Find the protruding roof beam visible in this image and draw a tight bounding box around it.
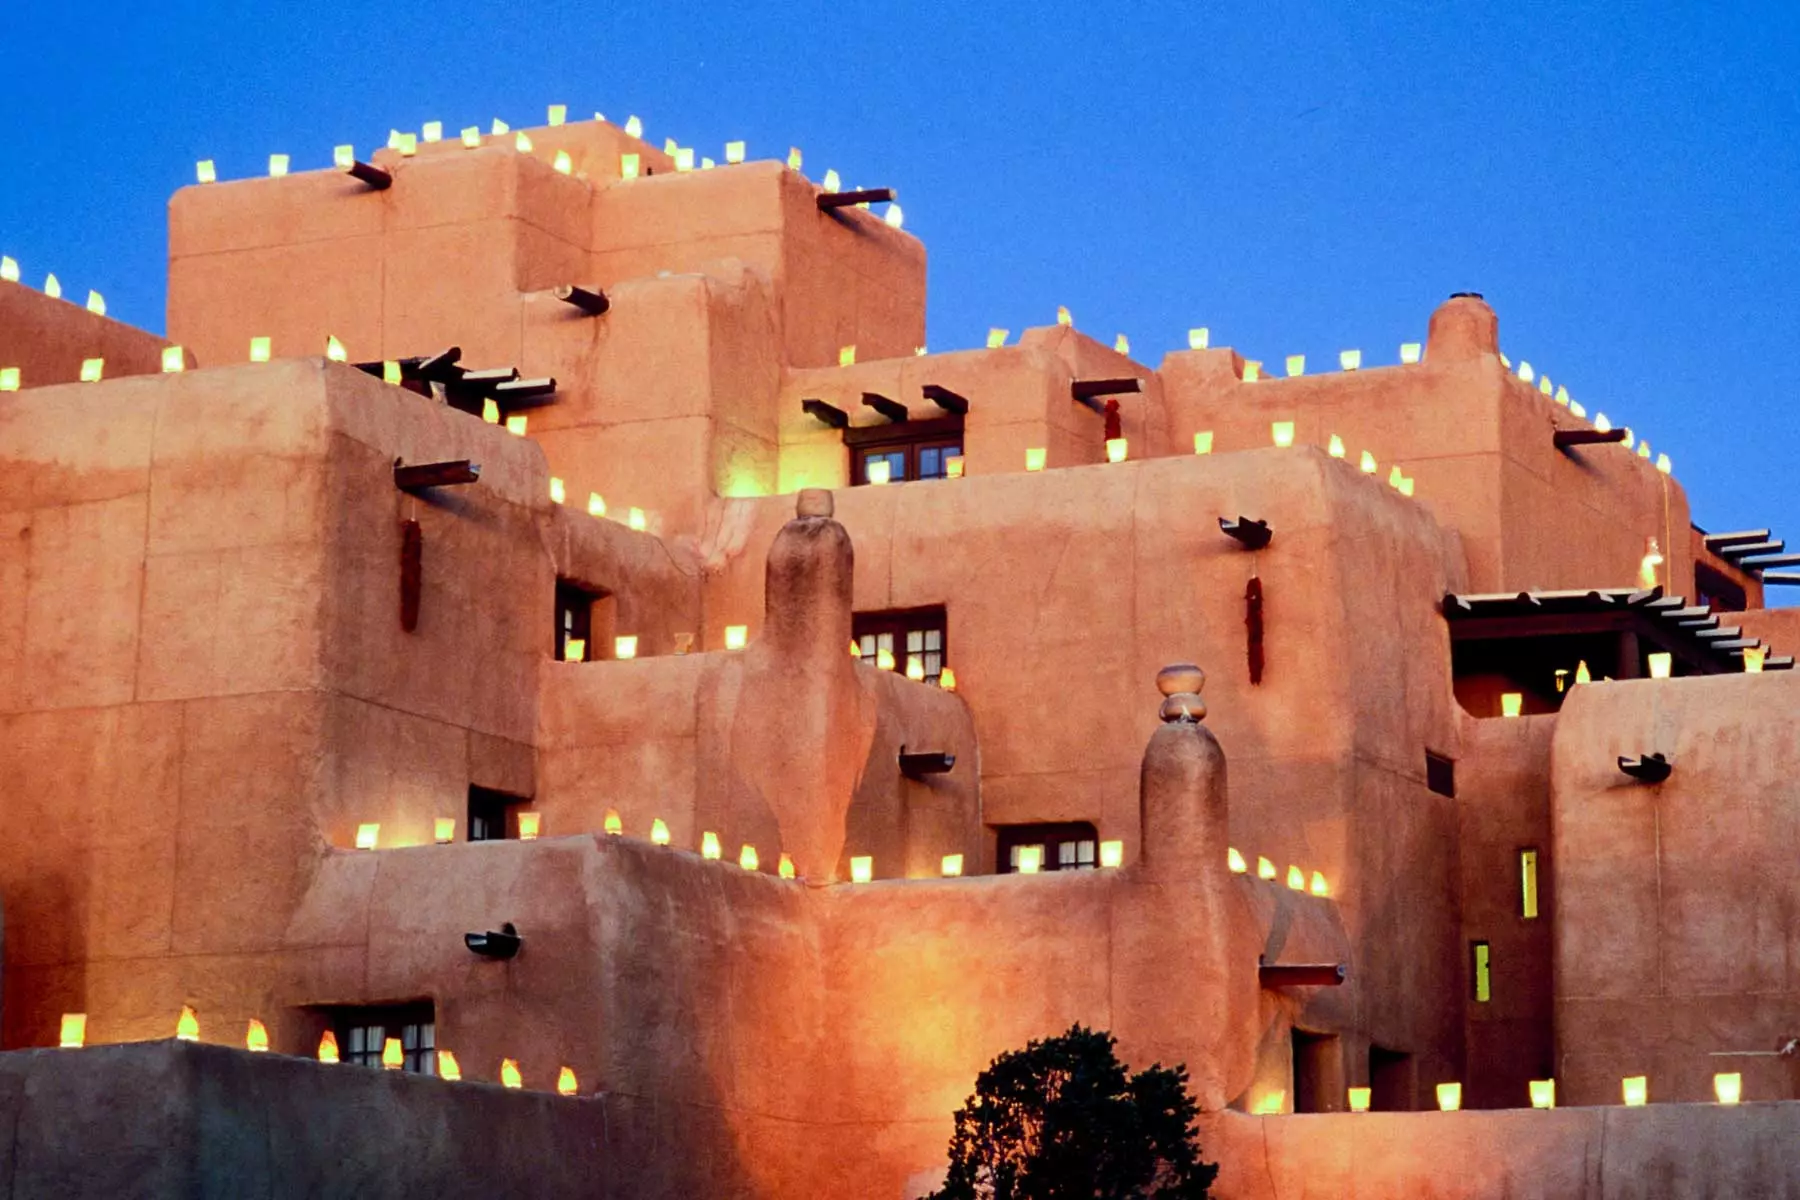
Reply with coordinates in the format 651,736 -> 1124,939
555,284 -> 611,316
818,187 -> 895,211
395,459 -> 481,492
344,160 -> 393,190
1741,553 -> 1800,569
1554,427 -> 1629,450
899,750 -> 955,778
1618,753 -> 1673,784
1721,541 -> 1784,559
1703,529 -> 1771,550
1071,377 -> 1143,413
802,398 -> 849,429
1766,572 -> 1800,586
921,384 -> 968,415
493,377 -> 557,407
1219,517 -> 1272,551
862,392 -> 908,423
1259,959 -> 1347,988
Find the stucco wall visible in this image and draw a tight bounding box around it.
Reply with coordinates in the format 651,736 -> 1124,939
1552,669 -> 1800,1106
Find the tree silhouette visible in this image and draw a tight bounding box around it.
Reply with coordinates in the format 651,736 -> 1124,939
923,1025 -> 1218,1200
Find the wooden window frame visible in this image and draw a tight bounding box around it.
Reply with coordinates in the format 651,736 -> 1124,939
554,579 -> 604,662
332,1001 -> 437,1074
995,821 -> 1101,874
845,416 -> 965,485
853,606 -> 948,684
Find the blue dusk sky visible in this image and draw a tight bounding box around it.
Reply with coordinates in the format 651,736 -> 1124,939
3,1 -> 1796,589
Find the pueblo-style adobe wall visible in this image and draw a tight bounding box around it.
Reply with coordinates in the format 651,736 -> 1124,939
2,109 -> 1798,1197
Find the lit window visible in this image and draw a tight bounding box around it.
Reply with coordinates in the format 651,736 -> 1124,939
331,1003 -> 436,1074
554,579 -> 606,662
997,822 -> 1100,875
854,607 -> 947,685
1521,849 -> 1539,919
846,415 -> 966,485
1471,941 -> 1491,1003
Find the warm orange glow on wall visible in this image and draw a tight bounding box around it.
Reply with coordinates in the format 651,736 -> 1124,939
1648,652 -> 1672,679
940,854 -> 964,877
1501,693 -> 1523,718
1098,840 -> 1123,868
1252,1090 -> 1286,1115
1025,447 -> 1047,471
850,856 -> 873,883
627,508 -> 647,531
1436,1082 -> 1462,1111
1347,1087 -> 1371,1112
245,1019 -> 269,1052
938,667 -> 958,691
501,1058 -> 522,1088
433,817 -> 455,844
1105,437 -> 1128,463
614,636 -> 639,660
1017,845 -> 1044,874
356,823 -> 380,850
1621,1076 -> 1648,1106
779,853 -> 797,879
557,1066 -> 579,1096
739,844 -> 759,871
505,414 -> 529,436
517,812 -> 541,840
1715,1073 -> 1742,1104
603,809 -> 623,836
701,831 -> 722,860
651,819 -> 671,845
1270,421 -> 1295,447
318,1031 -> 340,1062
1530,1079 -> 1556,1109
1227,847 -> 1247,873
1310,871 -> 1329,897
59,1013 -> 87,1049
177,1006 -> 200,1042
563,638 -> 586,663
1257,856 -> 1276,881
724,625 -> 748,650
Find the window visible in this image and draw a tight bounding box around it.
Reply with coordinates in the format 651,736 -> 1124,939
853,606 -> 947,684
1520,848 -> 1540,919
1425,752 -> 1455,798
554,579 -> 606,662
846,417 -> 965,485
996,822 -> 1100,874
469,785 -> 531,842
333,1002 -> 436,1074
1471,940 -> 1491,1003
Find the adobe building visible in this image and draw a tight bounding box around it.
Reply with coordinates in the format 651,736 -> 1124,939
3,110 -> 1800,1197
